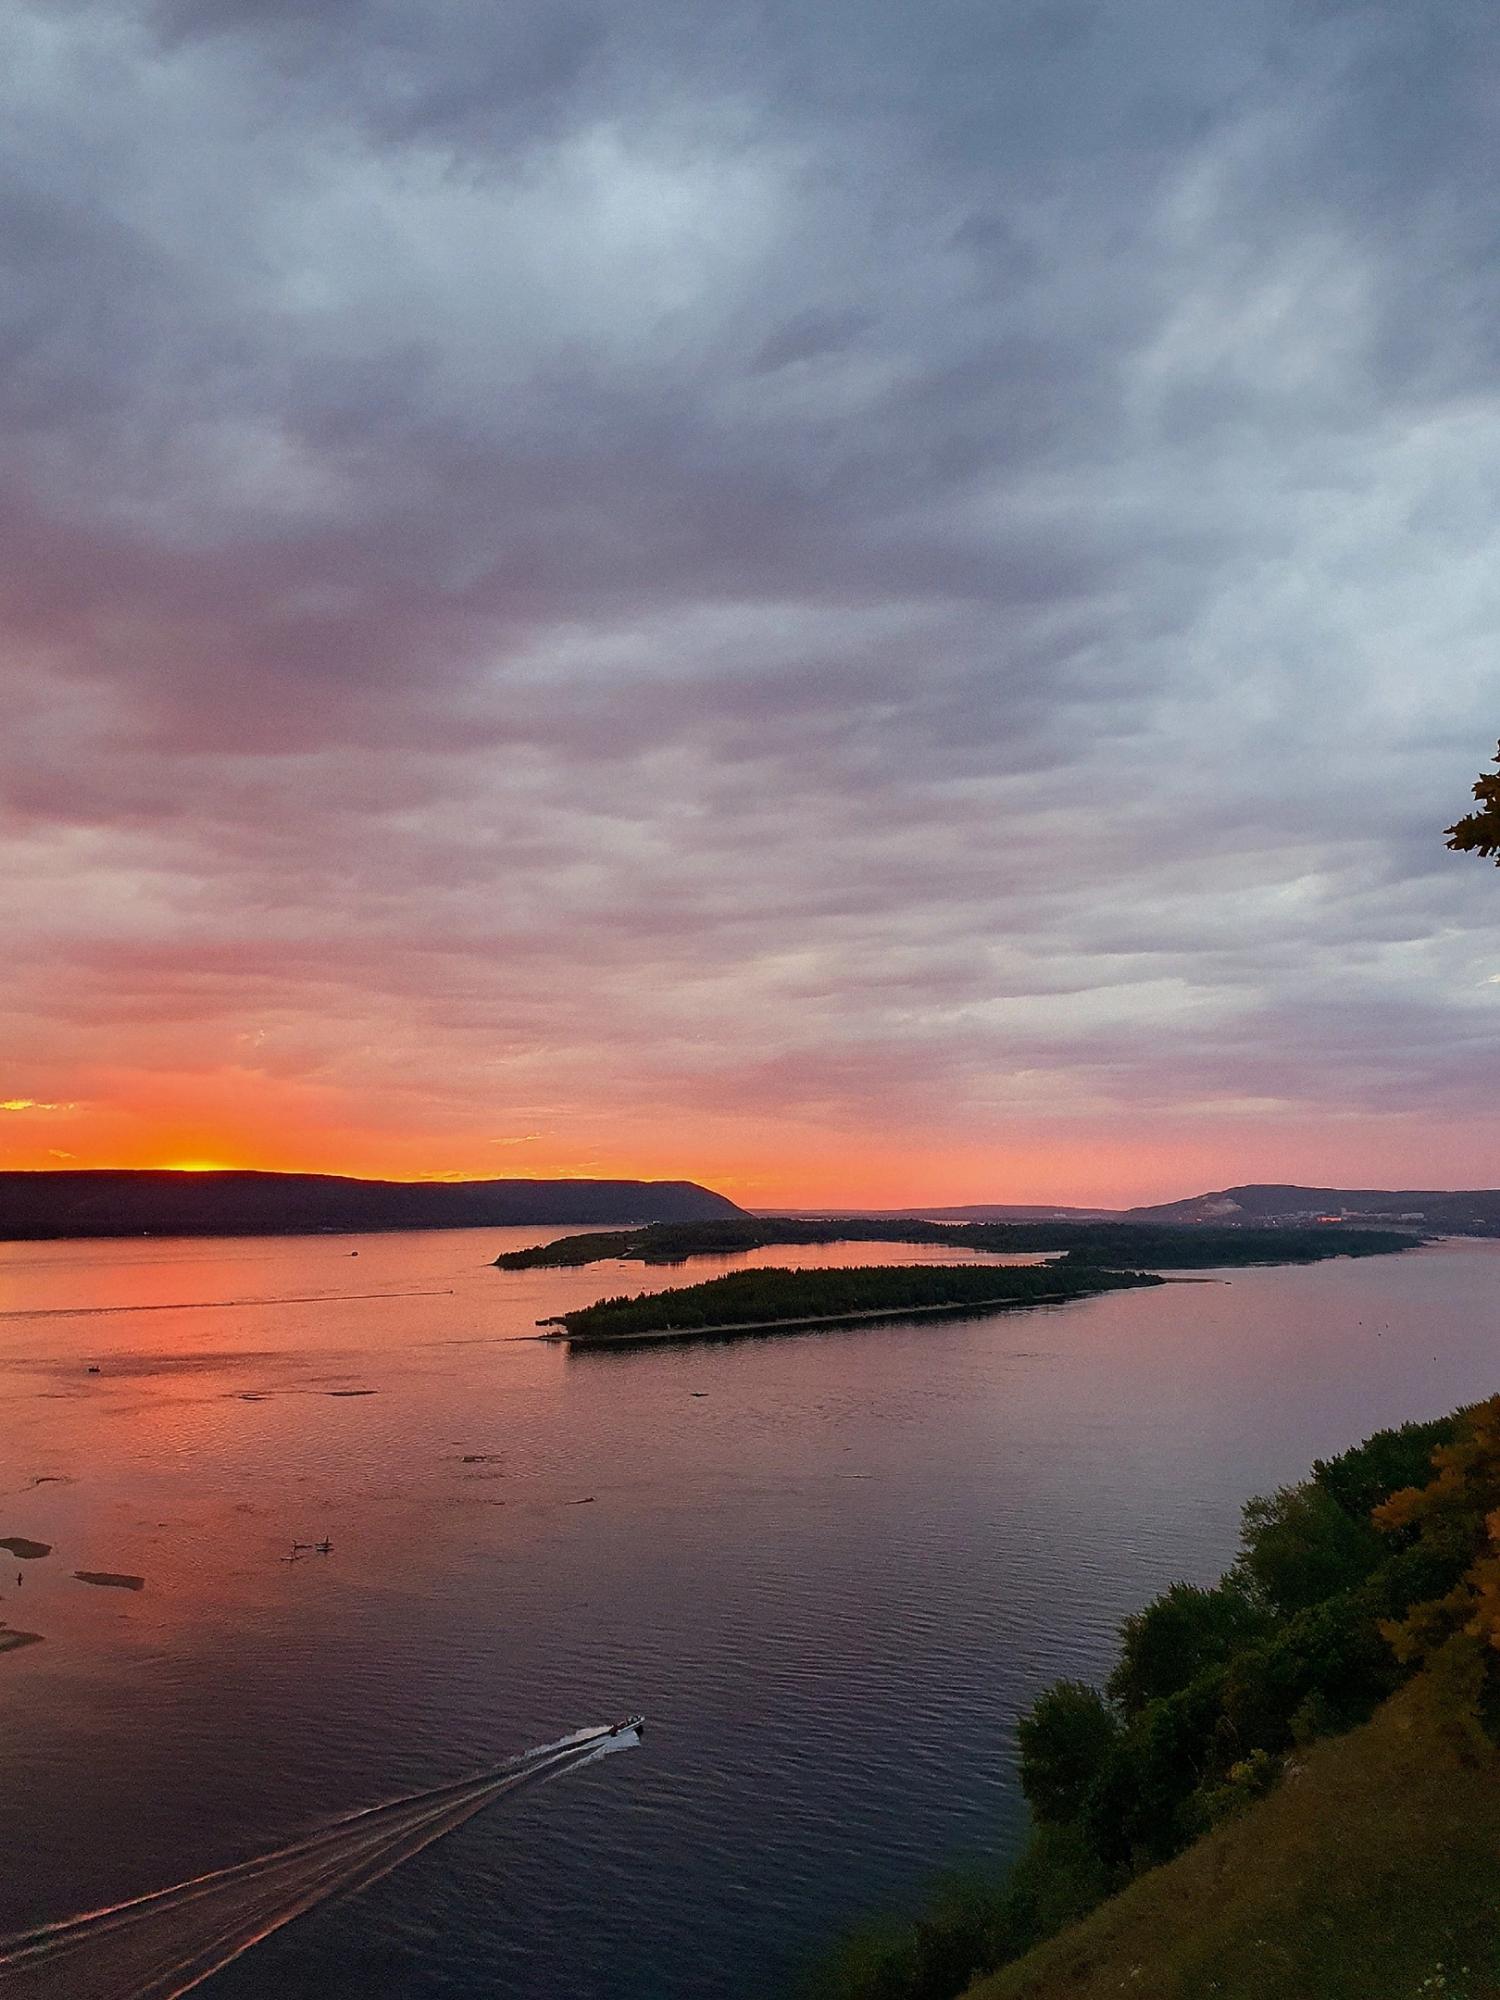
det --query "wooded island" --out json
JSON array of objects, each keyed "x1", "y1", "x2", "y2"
[{"x1": 541, "y1": 1262, "x2": 1164, "y2": 1344}]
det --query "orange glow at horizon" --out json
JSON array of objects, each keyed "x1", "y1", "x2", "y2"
[{"x1": 3, "y1": 1063, "x2": 1499, "y2": 1212}]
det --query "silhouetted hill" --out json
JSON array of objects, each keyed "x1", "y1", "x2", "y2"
[
  {"x1": 766, "y1": 1185, "x2": 1500, "y2": 1234},
  {"x1": 0, "y1": 1170, "x2": 743, "y2": 1241},
  {"x1": 1126, "y1": 1182, "x2": 1500, "y2": 1235}
]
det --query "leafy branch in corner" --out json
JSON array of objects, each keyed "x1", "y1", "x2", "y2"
[{"x1": 1447, "y1": 741, "x2": 1500, "y2": 862}]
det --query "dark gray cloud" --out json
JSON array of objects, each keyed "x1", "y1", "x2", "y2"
[{"x1": 0, "y1": 0, "x2": 1496, "y2": 1197}]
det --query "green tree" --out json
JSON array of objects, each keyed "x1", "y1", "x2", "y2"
[
  {"x1": 1108, "y1": 1579, "x2": 1268, "y2": 1716},
  {"x1": 1447, "y1": 741, "x2": 1500, "y2": 861},
  {"x1": 1236, "y1": 1481, "x2": 1382, "y2": 1617},
  {"x1": 1310, "y1": 1415, "x2": 1455, "y2": 1524},
  {"x1": 1016, "y1": 1681, "x2": 1120, "y2": 1824}
]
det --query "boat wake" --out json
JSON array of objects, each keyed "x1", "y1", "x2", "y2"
[{"x1": 0, "y1": 1723, "x2": 641, "y2": 2000}]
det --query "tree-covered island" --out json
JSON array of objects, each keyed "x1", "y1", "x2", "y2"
[
  {"x1": 499, "y1": 1217, "x2": 1419, "y2": 1272},
  {"x1": 542, "y1": 1263, "x2": 1163, "y2": 1344}
]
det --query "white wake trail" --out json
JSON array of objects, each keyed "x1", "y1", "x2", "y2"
[{"x1": 0, "y1": 1725, "x2": 640, "y2": 2000}]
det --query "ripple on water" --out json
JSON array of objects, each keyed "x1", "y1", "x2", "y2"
[{"x1": 0, "y1": 1233, "x2": 1495, "y2": 1998}]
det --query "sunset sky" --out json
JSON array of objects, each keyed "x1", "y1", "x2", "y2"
[{"x1": 2, "y1": 0, "x2": 1497, "y2": 1208}]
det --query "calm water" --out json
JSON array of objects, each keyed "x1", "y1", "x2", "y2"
[{"x1": 0, "y1": 1230, "x2": 1496, "y2": 1998}]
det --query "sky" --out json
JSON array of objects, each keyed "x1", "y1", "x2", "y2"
[{"x1": 1, "y1": 0, "x2": 1497, "y2": 1208}]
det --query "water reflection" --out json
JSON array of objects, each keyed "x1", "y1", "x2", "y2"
[{"x1": 0, "y1": 1231, "x2": 1495, "y2": 1998}]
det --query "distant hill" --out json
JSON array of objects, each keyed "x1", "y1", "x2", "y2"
[
  {"x1": 766, "y1": 1185, "x2": 1500, "y2": 1234},
  {"x1": 0, "y1": 1170, "x2": 743, "y2": 1241},
  {"x1": 1126, "y1": 1182, "x2": 1500, "y2": 1235}
]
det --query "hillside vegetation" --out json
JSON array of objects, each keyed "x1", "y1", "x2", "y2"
[
  {"x1": 972, "y1": 1672, "x2": 1500, "y2": 2000},
  {"x1": 803, "y1": 1397, "x2": 1500, "y2": 2000}
]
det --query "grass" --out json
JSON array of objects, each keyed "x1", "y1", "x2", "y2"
[{"x1": 968, "y1": 1675, "x2": 1500, "y2": 2000}]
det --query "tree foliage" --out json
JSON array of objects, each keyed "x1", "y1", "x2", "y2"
[
  {"x1": 1107, "y1": 1580, "x2": 1267, "y2": 1715},
  {"x1": 1376, "y1": 1394, "x2": 1500, "y2": 1675},
  {"x1": 1017, "y1": 1683, "x2": 1121, "y2": 1823},
  {"x1": 1235, "y1": 1483, "x2": 1384, "y2": 1618},
  {"x1": 1447, "y1": 741, "x2": 1500, "y2": 862}
]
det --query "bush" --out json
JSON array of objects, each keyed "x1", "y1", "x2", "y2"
[
  {"x1": 1288, "y1": 1689, "x2": 1338, "y2": 1745},
  {"x1": 797, "y1": 1872, "x2": 1008, "y2": 2000},
  {"x1": 798, "y1": 1916, "x2": 924, "y2": 2000},
  {"x1": 1197, "y1": 1747, "x2": 1279, "y2": 1826},
  {"x1": 987, "y1": 1822, "x2": 1111, "y2": 1963}
]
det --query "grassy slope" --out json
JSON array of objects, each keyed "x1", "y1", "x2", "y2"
[{"x1": 971, "y1": 1677, "x2": 1500, "y2": 2000}]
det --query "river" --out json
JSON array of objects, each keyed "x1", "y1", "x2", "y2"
[{"x1": 0, "y1": 1229, "x2": 1495, "y2": 1998}]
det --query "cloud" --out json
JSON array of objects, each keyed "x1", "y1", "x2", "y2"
[{"x1": 0, "y1": 0, "x2": 1496, "y2": 1201}]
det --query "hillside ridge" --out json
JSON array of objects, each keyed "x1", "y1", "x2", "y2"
[
  {"x1": 0, "y1": 1168, "x2": 743, "y2": 1240},
  {"x1": 1128, "y1": 1182, "x2": 1500, "y2": 1232}
]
